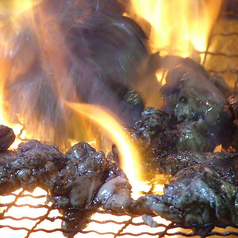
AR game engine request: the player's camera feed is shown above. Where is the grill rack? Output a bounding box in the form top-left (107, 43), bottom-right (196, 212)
top-left (1, 189), bottom-right (238, 238)
top-left (202, 9), bottom-right (238, 89)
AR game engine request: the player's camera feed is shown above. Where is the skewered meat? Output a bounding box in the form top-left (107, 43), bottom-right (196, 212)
top-left (131, 165), bottom-right (238, 224)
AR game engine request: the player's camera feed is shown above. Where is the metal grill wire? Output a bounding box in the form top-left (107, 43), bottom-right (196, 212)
top-left (2, 5), bottom-right (238, 238)
top-left (1, 189), bottom-right (238, 238)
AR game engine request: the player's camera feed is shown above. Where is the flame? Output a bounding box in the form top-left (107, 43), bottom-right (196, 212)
top-left (66, 101), bottom-right (149, 199)
top-left (0, 0), bottom-right (41, 14)
top-left (0, 0), bottom-right (43, 149)
top-left (0, 42), bottom-right (22, 149)
top-left (130, 0), bottom-right (223, 60)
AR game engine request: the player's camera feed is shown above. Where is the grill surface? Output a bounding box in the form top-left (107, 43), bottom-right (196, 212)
top-left (1, 189), bottom-right (238, 238)
top-left (1, 4), bottom-right (238, 238)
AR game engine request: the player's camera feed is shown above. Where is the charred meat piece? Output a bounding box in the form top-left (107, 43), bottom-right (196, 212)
top-left (161, 63), bottom-right (227, 125)
top-left (49, 142), bottom-right (107, 209)
top-left (49, 141), bottom-right (129, 236)
top-left (159, 60), bottom-right (233, 151)
top-left (12, 140), bottom-right (66, 191)
top-left (131, 165), bottom-right (238, 224)
top-left (126, 107), bottom-right (178, 155)
top-left (176, 119), bottom-right (218, 152)
top-left (145, 151), bottom-right (238, 185)
top-left (0, 140), bottom-right (66, 194)
top-left (0, 151), bottom-right (18, 194)
top-left (127, 107), bottom-right (218, 155)
top-left (95, 175), bottom-right (132, 214)
top-left (0, 125), bottom-right (16, 151)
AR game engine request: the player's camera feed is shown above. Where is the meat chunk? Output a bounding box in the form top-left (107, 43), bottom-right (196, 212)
top-left (146, 151), bottom-right (238, 185)
top-left (49, 142), bottom-right (107, 209)
top-left (0, 151), bottom-right (17, 194)
top-left (160, 60), bottom-right (233, 151)
top-left (48, 142), bottom-right (110, 236)
top-left (127, 107), bottom-right (219, 157)
top-left (12, 140), bottom-right (66, 191)
top-left (0, 125), bottom-right (15, 151)
top-left (161, 63), bottom-right (227, 124)
top-left (0, 140), bottom-right (66, 194)
top-left (131, 165), bottom-right (238, 224)
top-left (126, 107), bottom-right (178, 156)
top-left (95, 175), bottom-right (132, 214)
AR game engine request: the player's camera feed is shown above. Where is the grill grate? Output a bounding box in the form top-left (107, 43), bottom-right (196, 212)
top-left (1, 189), bottom-right (238, 238)
top-left (203, 9), bottom-right (238, 89)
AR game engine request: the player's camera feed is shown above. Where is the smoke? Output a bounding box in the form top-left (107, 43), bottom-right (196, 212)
top-left (0, 0), bottom-right (150, 150)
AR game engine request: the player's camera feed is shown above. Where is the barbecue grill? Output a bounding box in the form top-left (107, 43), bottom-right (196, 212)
top-left (1, 2), bottom-right (238, 238)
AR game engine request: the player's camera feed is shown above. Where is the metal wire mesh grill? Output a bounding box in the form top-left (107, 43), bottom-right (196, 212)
top-left (1, 4), bottom-right (238, 238)
top-left (1, 188), bottom-right (238, 238)
top-left (203, 9), bottom-right (238, 88)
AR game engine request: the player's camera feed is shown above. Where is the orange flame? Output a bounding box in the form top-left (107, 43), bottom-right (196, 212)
top-left (66, 101), bottom-right (149, 198)
top-left (130, 0), bottom-right (223, 60)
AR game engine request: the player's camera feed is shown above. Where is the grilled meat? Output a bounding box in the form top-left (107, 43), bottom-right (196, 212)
top-left (0, 138), bottom-right (129, 236)
top-left (12, 140), bottom-right (66, 192)
top-left (131, 164), bottom-right (238, 224)
top-left (95, 175), bottom-right (132, 214)
top-left (0, 140), bottom-right (66, 194)
top-left (148, 151), bottom-right (238, 185)
top-left (160, 60), bottom-right (233, 151)
top-left (48, 141), bottom-right (129, 236)
top-left (49, 142), bottom-right (107, 209)
top-left (0, 125), bottom-right (16, 151)
top-left (127, 107), bottom-right (219, 155)
top-left (0, 150), bottom-right (17, 194)
top-left (126, 107), bottom-right (178, 156)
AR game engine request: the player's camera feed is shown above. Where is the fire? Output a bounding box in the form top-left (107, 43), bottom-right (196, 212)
top-left (0, 49), bottom-right (22, 149)
top-left (66, 101), bottom-right (149, 199)
top-left (0, 0), bottom-right (42, 149)
top-left (0, 0), bottom-right (41, 13)
top-left (130, 0), bottom-right (223, 60)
